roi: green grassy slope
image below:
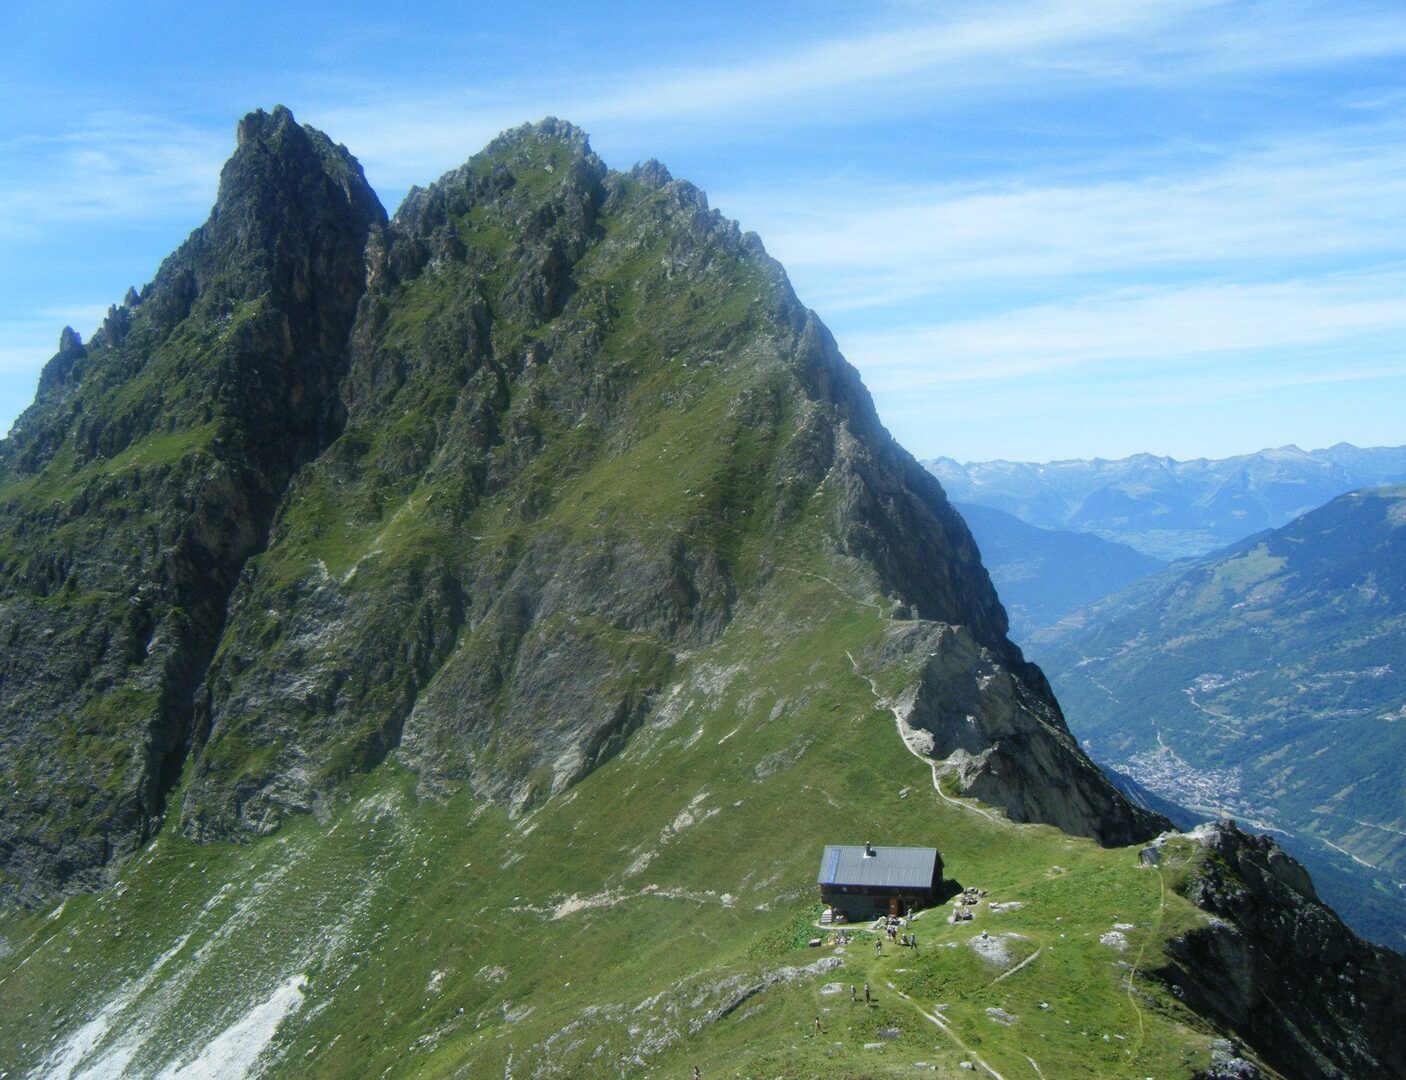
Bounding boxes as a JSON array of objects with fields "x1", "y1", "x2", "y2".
[
  {"x1": 0, "y1": 562, "x2": 1236, "y2": 1078},
  {"x1": 0, "y1": 112, "x2": 1331, "y2": 1079}
]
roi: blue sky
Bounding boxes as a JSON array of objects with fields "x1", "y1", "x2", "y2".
[{"x1": 1, "y1": 0, "x2": 1403, "y2": 462}]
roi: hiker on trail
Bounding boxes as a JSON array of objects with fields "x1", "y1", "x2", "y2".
[
  {"x1": 814, "y1": 1016, "x2": 822, "y2": 1035},
  {"x1": 875, "y1": 937, "x2": 882, "y2": 955},
  {"x1": 692, "y1": 1068, "x2": 700, "y2": 1080},
  {"x1": 864, "y1": 982, "x2": 871, "y2": 1003},
  {"x1": 850, "y1": 985, "x2": 857, "y2": 1002}
]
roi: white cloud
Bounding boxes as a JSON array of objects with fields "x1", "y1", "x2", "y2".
[
  {"x1": 5, "y1": 1, "x2": 1404, "y2": 237},
  {"x1": 0, "y1": 114, "x2": 224, "y2": 239},
  {"x1": 843, "y1": 272, "x2": 1406, "y2": 392},
  {"x1": 308, "y1": 0, "x2": 1406, "y2": 196},
  {"x1": 716, "y1": 126, "x2": 1406, "y2": 313}
]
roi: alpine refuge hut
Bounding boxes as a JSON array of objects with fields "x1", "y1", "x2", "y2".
[{"x1": 816, "y1": 842, "x2": 942, "y2": 921}]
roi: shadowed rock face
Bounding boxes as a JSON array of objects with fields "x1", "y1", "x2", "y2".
[
  {"x1": 0, "y1": 106, "x2": 385, "y2": 903},
  {"x1": 3, "y1": 110, "x2": 1158, "y2": 901},
  {"x1": 1158, "y1": 822, "x2": 1406, "y2": 1080}
]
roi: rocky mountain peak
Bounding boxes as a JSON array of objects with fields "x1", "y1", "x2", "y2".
[
  {"x1": 204, "y1": 106, "x2": 385, "y2": 308},
  {"x1": 2, "y1": 110, "x2": 1157, "y2": 905},
  {"x1": 0, "y1": 108, "x2": 390, "y2": 905},
  {"x1": 57, "y1": 325, "x2": 84, "y2": 357},
  {"x1": 485, "y1": 115, "x2": 594, "y2": 156},
  {"x1": 629, "y1": 158, "x2": 674, "y2": 188},
  {"x1": 234, "y1": 103, "x2": 297, "y2": 147}
]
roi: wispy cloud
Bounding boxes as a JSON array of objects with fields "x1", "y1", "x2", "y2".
[
  {"x1": 845, "y1": 271, "x2": 1406, "y2": 392},
  {"x1": 0, "y1": 303, "x2": 111, "y2": 372},
  {"x1": 307, "y1": 0, "x2": 1406, "y2": 195},
  {"x1": 718, "y1": 125, "x2": 1406, "y2": 314},
  {"x1": 5, "y1": 1, "x2": 1403, "y2": 237},
  {"x1": 2, "y1": 0, "x2": 1403, "y2": 456},
  {"x1": 0, "y1": 114, "x2": 224, "y2": 240}
]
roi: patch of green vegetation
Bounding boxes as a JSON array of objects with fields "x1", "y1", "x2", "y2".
[
  {"x1": 1043, "y1": 483, "x2": 1406, "y2": 948},
  {"x1": 0, "y1": 134, "x2": 1256, "y2": 1079},
  {"x1": 0, "y1": 572, "x2": 1228, "y2": 1077}
]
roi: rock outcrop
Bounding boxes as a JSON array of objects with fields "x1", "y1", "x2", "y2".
[
  {"x1": 1158, "y1": 821, "x2": 1406, "y2": 1079},
  {"x1": 870, "y1": 621, "x2": 1163, "y2": 845},
  {"x1": 173, "y1": 118, "x2": 1161, "y2": 849}
]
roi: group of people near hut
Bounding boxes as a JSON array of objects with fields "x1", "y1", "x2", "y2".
[
  {"x1": 873, "y1": 916, "x2": 917, "y2": 951},
  {"x1": 951, "y1": 885, "x2": 986, "y2": 922}
]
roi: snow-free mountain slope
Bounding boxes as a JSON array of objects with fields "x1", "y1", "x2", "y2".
[
  {"x1": 953, "y1": 500, "x2": 1164, "y2": 641},
  {"x1": 0, "y1": 109, "x2": 1401, "y2": 1079},
  {"x1": 1040, "y1": 484, "x2": 1406, "y2": 951}
]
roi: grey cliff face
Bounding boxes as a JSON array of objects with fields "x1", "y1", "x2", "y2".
[{"x1": 861, "y1": 621, "x2": 1164, "y2": 846}]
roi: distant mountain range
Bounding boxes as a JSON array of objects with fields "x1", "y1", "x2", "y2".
[
  {"x1": 952, "y1": 501, "x2": 1164, "y2": 641},
  {"x1": 1036, "y1": 484, "x2": 1406, "y2": 950},
  {"x1": 930, "y1": 443, "x2": 1406, "y2": 560}
]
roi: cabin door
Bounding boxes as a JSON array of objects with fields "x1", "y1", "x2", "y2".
[{"x1": 889, "y1": 897, "x2": 900, "y2": 917}]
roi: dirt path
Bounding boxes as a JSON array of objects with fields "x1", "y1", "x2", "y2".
[
  {"x1": 1126, "y1": 865, "x2": 1167, "y2": 1066},
  {"x1": 846, "y1": 650, "x2": 1007, "y2": 828},
  {"x1": 990, "y1": 945, "x2": 1042, "y2": 986},
  {"x1": 884, "y1": 979, "x2": 1010, "y2": 1080},
  {"x1": 778, "y1": 565, "x2": 886, "y2": 611}
]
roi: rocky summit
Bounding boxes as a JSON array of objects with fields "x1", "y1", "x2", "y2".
[{"x1": 0, "y1": 108, "x2": 1401, "y2": 1079}]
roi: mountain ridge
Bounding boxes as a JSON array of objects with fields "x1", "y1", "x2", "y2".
[
  {"x1": 952, "y1": 500, "x2": 1165, "y2": 641},
  {"x1": 0, "y1": 109, "x2": 1154, "y2": 908},
  {"x1": 0, "y1": 108, "x2": 1400, "y2": 1078},
  {"x1": 928, "y1": 443, "x2": 1406, "y2": 560}
]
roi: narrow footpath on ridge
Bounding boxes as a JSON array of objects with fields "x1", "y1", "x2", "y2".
[{"x1": 845, "y1": 651, "x2": 1007, "y2": 828}]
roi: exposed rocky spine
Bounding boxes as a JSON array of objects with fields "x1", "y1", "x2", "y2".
[
  {"x1": 172, "y1": 118, "x2": 1158, "y2": 847},
  {"x1": 0, "y1": 106, "x2": 384, "y2": 902}
]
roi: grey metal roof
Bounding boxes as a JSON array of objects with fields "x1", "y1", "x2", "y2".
[{"x1": 816, "y1": 845, "x2": 938, "y2": 889}]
